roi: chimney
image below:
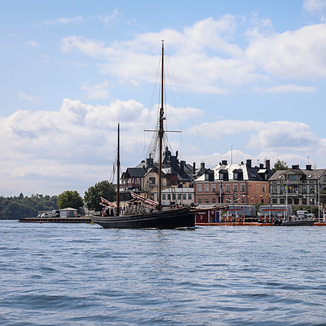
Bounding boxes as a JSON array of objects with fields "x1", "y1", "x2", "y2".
[
  {"x1": 193, "y1": 162, "x2": 196, "y2": 174},
  {"x1": 259, "y1": 163, "x2": 264, "y2": 168},
  {"x1": 246, "y1": 159, "x2": 252, "y2": 168},
  {"x1": 201, "y1": 162, "x2": 205, "y2": 168},
  {"x1": 146, "y1": 157, "x2": 153, "y2": 168},
  {"x1": 222, "y1": 160, "x2": 227, "y2": 165},
  {"x1": 292, "y1": 165, "x2": 299, "y2": 170},
  {"x1": 306, "y1": 164, "x2": 312, "y2": 171},
  {"x1": 180, "y1": 160, "x2": 185, "y2": 172},
  {"x1": 265, "y1": 159, "x2": 270, "y2": 169}
]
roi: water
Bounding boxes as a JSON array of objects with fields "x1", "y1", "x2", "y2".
[{"x1": 1, "y1": 221, "x2": 326, "y2": 326}]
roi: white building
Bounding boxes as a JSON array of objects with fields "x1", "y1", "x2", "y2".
[{"x1": 161, "y1": 187, "x2": 194, "y2": 207}]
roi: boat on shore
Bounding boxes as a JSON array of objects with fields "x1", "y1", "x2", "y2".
[{"x1": 91, "y1": 42, "x2": 195, "y2": 229}]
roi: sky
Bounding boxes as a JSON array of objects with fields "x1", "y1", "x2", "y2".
[{"x1": 1, "y1": 0, "x2": 326, "y2": 197}]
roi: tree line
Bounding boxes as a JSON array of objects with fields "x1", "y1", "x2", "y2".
[{"x1": 0, "y1": 180, "x2": 116, "y2": 220}]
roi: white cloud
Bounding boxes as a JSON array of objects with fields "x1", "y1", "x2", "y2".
[
  {"x1": 191, "y1": 120, "x2": 265, "y2": 138},
  {"x1": 0, "y1": 99, "x2": 161, "y2": 195},
  {"x1": 60, "y1": 16, "x2": 326, "y2": 94},
  {"x1": 81, "y1": 81, "x2": 111, "y2": 100},
  {"x1": 247, "y1": 121, "x2": 319, "y2": 152},
  {"x1": 45, "y1": 16, "x2": 83, "y2": 25},
  {"x1": 61, "y1": 36, "x2": 116, "y2": 58},
  {"x1": 254, "y1": 84, "x2": 317, "y2": 93},
  {"x1": 19, "y1": 92, "x2": 41, "y2": 103},
  {"x1": 246, "y1": 24, "x2": 326, "y2": 79},
  {"x1": 304, "y1": 0, "x2": 326, "y2": 13},
  {"x1": 1, "y1": 99, "x2": 326, "y2": 196},
  {"x1": 98, "y1": 9, "x2": 120, "y2": 24},
  {"x1": 24, "y1": 40, "x2": 39, "y2": 47},
  {"x1": 191, "y1": 119, "x2": 325, "y2": 160}
]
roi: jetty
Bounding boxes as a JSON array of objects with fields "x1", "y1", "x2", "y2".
[{"x1": 18, "y1": 217, "x2": 92, "y2": 223}]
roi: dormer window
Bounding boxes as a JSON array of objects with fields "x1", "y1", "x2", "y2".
[
  {"x1": 233, "y1": 169, "x2": 243, "y2": 181},
  {"x1": 219, "y1": 170, "x2": 228, "y2": 181}
]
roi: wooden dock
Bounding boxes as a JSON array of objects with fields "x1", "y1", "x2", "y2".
[
  {"x1": 196, "y1": 222, "x2": 274, "y2": 226},
  {"x1": 18, "y1": 217, "x2": 92, "y2": 223}
]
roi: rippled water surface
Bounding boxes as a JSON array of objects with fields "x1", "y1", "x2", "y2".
[{"x1": 1, "y1": 221, "x2": 326, "y2": 325}]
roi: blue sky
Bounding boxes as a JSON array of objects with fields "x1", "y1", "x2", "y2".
[{"x1": 1, "y1": 0, "x2": 326, "y2": 197}]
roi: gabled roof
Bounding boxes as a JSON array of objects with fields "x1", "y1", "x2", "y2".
[
  {"x1": 196, "y1": 162, "x2": 273, "y2": 182},
  {"x1": 269, "y1": 168, "x2": 326, "y2": 181},
  {"x1": 124, "y1": 167, "x2": 146, "y2": 178}
]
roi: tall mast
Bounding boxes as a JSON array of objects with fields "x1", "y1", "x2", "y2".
[
  {"x1": 116, "y1": 123, "x2": 120, "y2": 216},
  {"x1": 158, "y1": 40, "x2": 164, "y2": 211}
]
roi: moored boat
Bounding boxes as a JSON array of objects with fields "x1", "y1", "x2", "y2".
[
  {"x1": 276, "y1": 211, "x2": 316, "y2": 226},
  {"x1": 91, "y1": 207, "x2": 195, "y2": 229},
  {"x1": 91, "y1": 42, "x2": 195, "y2": 229}
]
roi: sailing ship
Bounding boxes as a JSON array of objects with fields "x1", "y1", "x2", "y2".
[{"x1": 91, "y1": 42, "x2": 195, "y2": 229}]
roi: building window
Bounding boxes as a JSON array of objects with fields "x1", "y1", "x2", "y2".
[
  {"x1": 226, "y1": 198, "x2": 231, "y2": 203},
  {"x1": 205, "y1": 184, "x2": 209, "y2": 193},
  {"x1": 309, "y1": 186, "x2": 315, "y2": 194},
  {"x1": 212, "y1": 184, "x2": 216, "y2": 192},
  {"x1": 302, "y1": 198, "x2": 307, "y2": 205},
  {"x1": 241, "y1": 197, "x2": 245, "y2": 204},
  {"x1": 197, "y1": 184, "x2": 202, "y2": 193},
  {"x1": 163, "y1": 194, "x2": 166, "y2": 200},
  {"x1": 233, "y1": 184, "x2": 238, "y2": 192},
  {"x1": 183, "y1": 194, "x2": 186, "y2": 200},
  {"x1": 234, "y1": 172, "x2": 238, "y2": 180},
  {"x1": 178, "y1": 194, "x2": 181, "y2": 200},
  {"x1": 168, "y1": 194, "x2": 171, "y2": 200},
  {"x1": 198, "y1": 198, "x2": 202, "y2": 203},
  {"x1": 205, "y1": 198, "x2": 209, "y2": 203},
  {"x1": 188, "y1": 194, "x2": 192, "y2": 200},
  {"x1": 288, "y1": 175, "x2": 298, "y2": 181},
  {"x1": 226, "y1": 184, "x2": 231, "y2": 192},
  {"x1": 241, "y1": 184, "x2": 245, "y2": 192},
  {"x1": 149, "y1": 177, "x2": 156, "y2": 185},
  {"x1": 302, "y1": 185, "x2": 307, "y2": 194},
  {"x1": 262, "y1": 185, "x2": 265, "y2": 192},
  {"x1": 294, "y1": 198, "x2": 299, "y2": 205},
  {"x1": 288, "y1": 198, "x2": 292, "y2": 204},
  {"x1": 212, "y1": 198, "x2": 216, "y2": 203},
  {"x1": 272, "y1": 199, "x2": 277, "y2": 204},
  {"x1": 172, "y1": 194, "x2": 176, "y2": 200},
  {"x1": 272, "y1": 186, "x2": 277, "y2": 194},
  {"x1": 280, "y1": 198, "x2": 285, "y2": 204}
]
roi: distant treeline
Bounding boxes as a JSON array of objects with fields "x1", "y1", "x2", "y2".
[{"x1": 0, "y1": 194, "x2": 58, "y2": 220}]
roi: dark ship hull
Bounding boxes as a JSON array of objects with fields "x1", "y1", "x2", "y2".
[
  {"x1": 281, "y1": 220, "x2": 315, "y2": 226},
  {"x1": 91, "y1": 207, "x2": 195, "y2": 229}
]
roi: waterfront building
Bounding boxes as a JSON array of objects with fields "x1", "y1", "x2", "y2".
[
  {"x1": 161, "y1": 187, "x2": 194, "y2": 207},
  {"x1": 120, "y1": 148, "x2": 205, "y2": 202},
  {"x1": 194, "y1": 159, "x2": 273, "y2": 205},
  {"x1": 269, "y1": 164, "x2": 326, "y2": 207}
]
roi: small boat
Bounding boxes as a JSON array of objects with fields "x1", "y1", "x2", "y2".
[
  {"x1": 91, "y1": 42, "x2": 195, "y2": 229},
  {"x1": 277, "y1": 212, "x2": 315, "y2": 226}
]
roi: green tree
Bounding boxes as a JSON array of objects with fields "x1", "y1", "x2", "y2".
[
  {"x1": 273, "y1": 159, "x2": 288, "y2": 172},
  {"x1": 0, "y1": 195, "x2": 58, "y2": 220},
  {"x1": 84, "y1": 180, "x2": 116, "y2": 211},
  {"x1": 57, "y1": 191, "x2": 84, "y2": 209}
]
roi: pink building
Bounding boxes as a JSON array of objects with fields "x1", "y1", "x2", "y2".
[{"x1": 194, "y1": 159, "x2": 273, "y2": 205}]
